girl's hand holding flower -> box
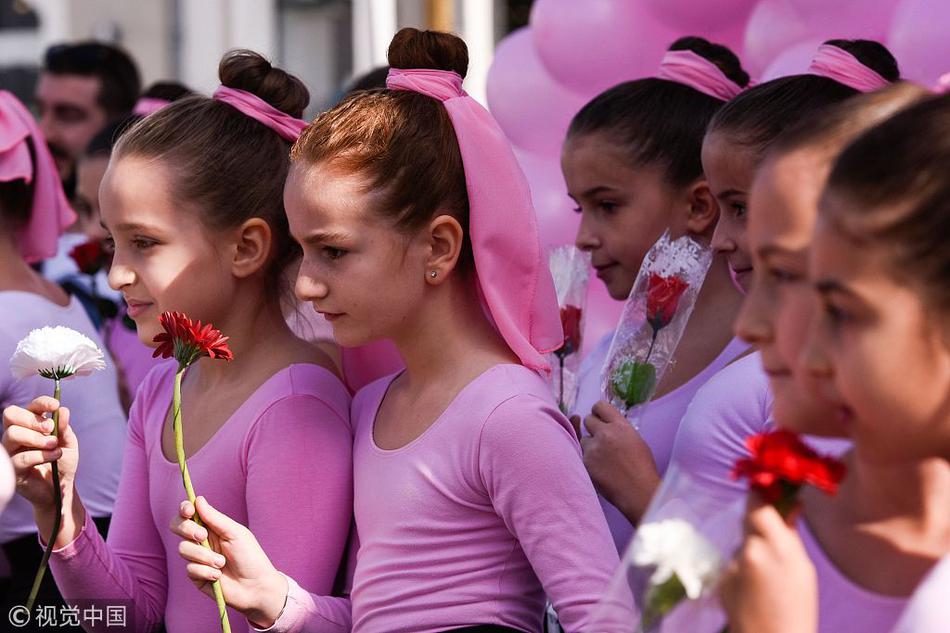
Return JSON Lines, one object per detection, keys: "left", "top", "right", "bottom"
{"left": 170, "top": 496, "right": 289, "bottom": 629}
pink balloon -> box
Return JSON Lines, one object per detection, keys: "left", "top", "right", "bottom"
{"left": 761, "top": 38, "right": 824, "bottom": 81}
{"left": 513, "top": 148, "right": 579, "bottom": 251}
{"left": 888, "top": 0, "right": 950, "bottom": 86}
{"left": 644, "top": 0, "right": 758, "bottom": 33}
{"left": 744, "top": 0, "right": 813, "bottom": 76}
{"left": 530, "top": 0, "right": 679, "bottom": 95}
{"left": 788, "top": 0, "right": 900, "bottom": 39}
{"left": 486, "top": 28, "right": 590, "bottom": 155}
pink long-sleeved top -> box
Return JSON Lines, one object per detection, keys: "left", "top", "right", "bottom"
{"left": 47, "top": 362, "right": 354, "bottom": 633}
{"left": 270, "top": 363, "right": 620, "bottom": 633}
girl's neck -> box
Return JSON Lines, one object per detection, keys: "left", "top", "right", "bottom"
{"left": 393, "top": 272, "right": 517, "bottom": 391}
{"left": 0, "top": 230, "right": 69, "bottom": 304}
{"left": 837, "top": 449, "right": 950, "bottom": 525}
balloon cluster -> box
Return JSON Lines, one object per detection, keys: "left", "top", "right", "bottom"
{"left": 486, "top": 0, "right": 947, "bottom": 353}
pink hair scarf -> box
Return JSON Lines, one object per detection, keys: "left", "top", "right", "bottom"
{"left": 807, "top": 44, "right": 891, "bottom": 93}
{"left": 657, "top": 50, "right": 747, "bottom": 100}
{"left": 212, "top": 86, "right": 307, "bottom": 142}
{"left": 386, "top": 68, "right": 563, "bottom": 372}
{"left": 132, "top": 97, "right": 171, "bottom": 117}
{"left": 0, "top": 91, "right": 76, "bottom": 263}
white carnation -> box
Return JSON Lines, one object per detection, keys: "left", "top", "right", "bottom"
{"left": 631, "top": 518, "right": 723, "bottom": 600}
{"left": 10, "top": 326, "right": 106, "bottom": 380}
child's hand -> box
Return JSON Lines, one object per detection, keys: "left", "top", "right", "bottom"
{"left": 170, "top": 496, "right": 289, "bottom": 629}
{"left": 719, "top": 496, "right": 817, "bottom": 633}
{"left": 2, "top": 397, "right": 80, "bottom": 509}
{"left": 580, "top": 400, "right": 660, "bottom": 525}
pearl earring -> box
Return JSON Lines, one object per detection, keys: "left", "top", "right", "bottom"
{"left": 429, "top": 270, "right": 438, "bottom": 278}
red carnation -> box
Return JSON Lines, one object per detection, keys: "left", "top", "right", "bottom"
{"left": 69, "top": 240, "right": 105, "bottom": 276}
{"left": 153, "top": 311, "right": 233, "bottom": 370}
{"left": 732, "top": 430, "right": 846, "bottom": 515}
{"left": 559, "top": 305, "right": 583, "bottom": 357}
{"left": 646, "top": 273, "right": 689, "bottom": 331}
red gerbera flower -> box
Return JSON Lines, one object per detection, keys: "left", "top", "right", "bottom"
{"left": 732, "top": 430, "right": 847, "bottom": 514}
{"left": 69, "top": 240, "right": 105, "bottom": 276}
{"left": 153, "top": 311, "right": 233, "bottom": 369}
{"left": 646, "top": 273, "right": 689, "bottom": 331}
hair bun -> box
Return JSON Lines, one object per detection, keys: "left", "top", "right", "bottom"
{"left": 822, "top": 39, "right": 900, "bottom": 82}
{"left": 388, "top": 28, "right": 469, "bottom": 79}
{"left": 669, "top": 36, "right": 750, "bottom": 88}
{"left": 218, "top": 50, "right": 310, "bottom": 118}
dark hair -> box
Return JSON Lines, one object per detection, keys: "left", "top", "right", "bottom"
{"left": 566, "top": 36, "right": 748, "bottom": 188}
{"left": 85, "top": 114, "right": 141, "bottom": 158}
{"left": 823, "top": 93, "right": 950, "bottom": 311}
{"left": 769, "top": 82, "right": 928, "bottom": 161}
{"left": 707, "top": 39, "right": 898, "bottom": 159}
{"left": 114, "top": 50, "right": 310, "bottom": 290}
{"left": 292, "top": 28, "right": 473, "bottom": 270}
{"left": 141, "top": 80, "right": 194, "bottom": 102}
{"left": 43, "top": 41, "right": 141, "bottom": 117}
{"left": 343, "top": 66, "right": 391, "bottom": 96}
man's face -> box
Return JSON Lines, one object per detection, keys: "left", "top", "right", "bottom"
{"left": 35, "top": 73, "right": 108, "bottom": 180}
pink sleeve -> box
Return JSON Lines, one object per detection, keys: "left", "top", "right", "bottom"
{"left": 48, "top": 382, "right": 168, "bottom": 631}
{"left": 478, "top": 394, "right": 621, "bottom": 633}
{"left": 242, "top": 394, "right": 353, "bottom": 633}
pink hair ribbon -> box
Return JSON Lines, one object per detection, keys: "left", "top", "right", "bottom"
{"left": 386, "top": 68, "right": 563, "bottom": 372}
{"left": 807, "top": 44, "right": 891, "bottom": 93}
{"left": 132, "top": 97, "right": 172, "bottom": 116}
{"left": 657, "top": 49, "right": 747, "bottom": 100}
{"left": 0, "top": 91, "right": 76, "bottom": 263}
{"left": 212, "top": 86, "right": 307, "bottom": 142}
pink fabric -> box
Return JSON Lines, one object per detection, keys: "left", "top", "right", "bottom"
{"left": 0, "top": 91, "right": 76, "bottom": 263}
{"left": 807, "top": 44, "right": 891, "bottom": 93}
{"left": 106, "top": 308, "right": 161, "bottom": 400}
{"left": 386, "top": 68, "right": 563, "bottom": 372}
{"left": 935, "top": 73, "right": 950, "bottom": 94}
{"left": 270, "top": 364, "right": 621, "bottom": 633}
{"left": 892, "top": 555, "right": 950, "bottom": 633}
{"left": 213, "top": 86, "right": 308, "bottom": 142}
{"left": 133, "top": 97, "right": 171, "bottom": 116}
{"left": 657, "top": 49, "right": 746, "bottom": 100}
{"left": 799, "top": 517, "right": 907, "bottom": 633}
{"left": 573, "top": 332, "right": 749, "bottom": 552}
{"left": 48, "top": 362, "right": 354, "bottom": 633}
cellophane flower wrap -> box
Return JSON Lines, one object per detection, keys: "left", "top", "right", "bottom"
{"left": 9, "top": 327, "right": 105, "bottom": 611}
{"left": 588, "top": 464, "right": 743, "bottom": 633}
{"left": 546, "top": 246, "right": 591, "bottom": 414}
{"left": 601, "top": 232, "right": 713, "bottom": 418}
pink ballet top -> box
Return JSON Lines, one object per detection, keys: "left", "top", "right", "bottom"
{"left": 271, "top": 363, "right": 620, "bottom": 633}
{"left": 573, "top": 332, "right": 749, "bottom": 552}
{"left": 799, "top": 518, "right": 908, "bottom": 633}
{"left": 892, "top": 555, "right": 950, "bottom": 633}
{"left": 106, "top": 308, "right": 161, "bottom": 400}
{"left": 47, "top": 362, "right": 354, "bottom": 633}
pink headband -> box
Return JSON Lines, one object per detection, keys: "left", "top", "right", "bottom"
{"left": 807, "top": 44, "right": 890, "bottom": 93}
{"left": 386, "top": 68, "right": 563, "bottom": 372}
{"left": 132, "top": 97, "right": 171, "bottom": 116}
{"left": 212, "top": 86, "right": 307, "bottom": 142}
{"left": 0, "top": 91, "right": 76, "bottom": 263}
{"left": 657, "top": 50, "right": 746, "bottom": 100}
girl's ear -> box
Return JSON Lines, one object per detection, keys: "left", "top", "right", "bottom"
{"left": 685, "top": 179, "right": 720, "bottom": 237}
{"left": 230, "top": 218, "right": 273, "bottom": 279}
{"left": 424, "top": 213, "right": 464, "bottom": 283}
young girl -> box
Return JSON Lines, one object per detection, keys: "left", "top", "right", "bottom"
{"left": 562, "top": 37, "right": 751, "bottom": 546}
{"left": 0, "top": 90, "right": 127, "bottom": 618}
{"left": 667, "top": 39, "right": 901, "bottom": 513}
{"left": 720, "top": 86, "right": 949, "bottom": 633}
{"left": 2, "top": 52, "right": 353, "bottom": 633}
{"left": 172, "top": 28, "right": 620, "bottom": 633}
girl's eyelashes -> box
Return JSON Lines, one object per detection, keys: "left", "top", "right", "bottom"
{"left": 597, "top": 200, "right": 619, "bottom": 214}
{"left": 322, "top": 245, "right": 348, "bottom": 261}
{"left": 103, "top": 235, "right": 116, "bottom": 254}
{"left": 821, "top": 298, "right": 852, "bottom": 328}
{"left": 767, "top": 266, "right": 803, "bottom": 284}
{"left": 131, "top": 236, "right": 158, "bottom": 251}
{"left": 732, "top": 202, "right": 748, "bottom": 220}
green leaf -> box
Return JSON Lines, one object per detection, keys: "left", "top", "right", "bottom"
{"left": 641, "top": 574, "right": 688, "bottom": 632}
{"left": 611, "top": 360, "right": 657, "bottom": 408}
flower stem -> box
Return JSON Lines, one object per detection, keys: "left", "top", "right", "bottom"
{"left": 173, "top": 368, "right": 231, "bottom": 633}
{"left": 26, "top": 380, "right": 62, "bottom": 612}
{"left": 558, "top": 354, "right": 566, "bottom": 412}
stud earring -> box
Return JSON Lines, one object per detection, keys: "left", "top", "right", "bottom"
{"left": 429, "top": 270, "right": 438, "bottom": 278}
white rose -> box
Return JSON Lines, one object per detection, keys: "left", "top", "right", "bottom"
{"left": 631, "top": 518, "right": 723, "bottom": 600}
{"left": 10, "top": 326, "right": 106, "bottom": 380}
